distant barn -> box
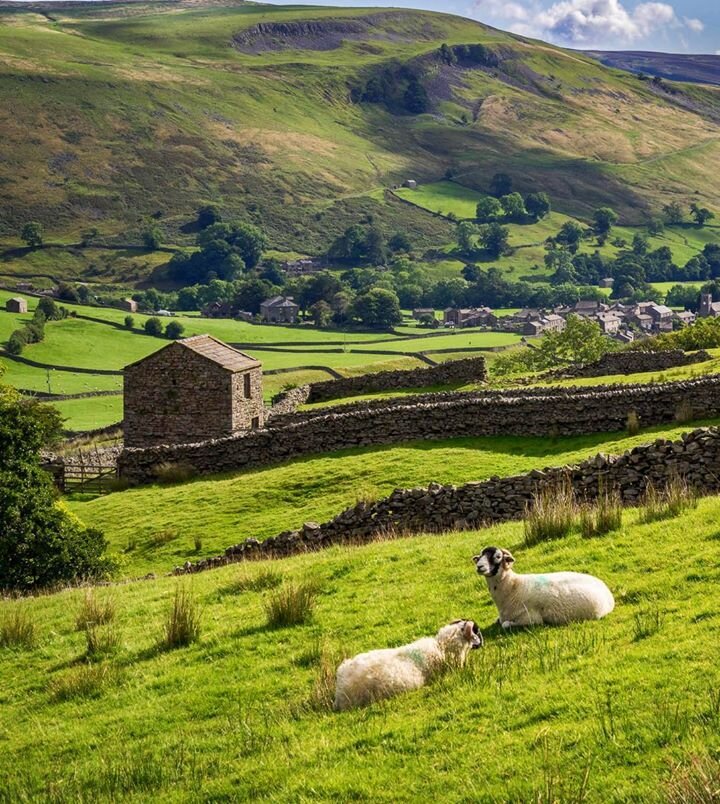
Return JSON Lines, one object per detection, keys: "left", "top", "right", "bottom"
{"left": 124, "top": 335, "right": 264, "bottom": 448}
{"left": 6, "top": 297, "right": 27, "bottom": 314}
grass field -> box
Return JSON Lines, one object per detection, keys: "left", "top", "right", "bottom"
{"left": 72, "top": 417, "right": 720, "bottom": 578}
{"left": 5, "top": 473, "right": 720, "bottom": 799}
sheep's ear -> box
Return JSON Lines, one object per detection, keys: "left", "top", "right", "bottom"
{"left": 463, "top": 621, "right": 474, "bottom": 641}
{"left": 502, "top": 550, "right": 515, "bottom": 565}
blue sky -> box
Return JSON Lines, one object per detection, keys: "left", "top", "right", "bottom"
{"left": 263, "top": 0, "right": 719, "bottom": 52}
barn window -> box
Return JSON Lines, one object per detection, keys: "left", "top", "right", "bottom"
{"left": 244, "top": 373, "right": 252, "bottom": 399}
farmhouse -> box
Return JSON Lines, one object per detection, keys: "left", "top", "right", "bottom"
{"left": 119, "top": 298, "right": 137, "bottom": 313}
{"left": 5, "top": 297, "right": 27, "bottom": 314}
{"left": 260, "top": 295, "right": 300, "bottom": 324}
{"left": 124, "top": 335, "right": 263, "bottom": 448}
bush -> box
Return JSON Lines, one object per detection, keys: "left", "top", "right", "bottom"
{"left": 6, "top": 330, "right": 27, "bottom": 355}
{"left": 123, "top": 315, "right": 134, "bottom": 329}
{"left": 524, "top": 480, "right": 576, "bottom": 546}
{"left": 265, "top": 581, "right": 318, "bottom": 628}
{"left": 144, "top": 317, "right": 163, "bottom": 337}
{"left": 162, "top": 587, "right": 202, "bottom": 649}
{"left": 75, "top": 589, "right": 115, "bottom": 631}
{"left": 165, "top": 321, "right": 185, "bottom": 340}
{"left": 0, "top": 608, "right": 37, "bottom": 649}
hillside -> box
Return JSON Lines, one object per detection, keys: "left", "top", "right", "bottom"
{"left": 587, "top": 50, "right": 720, "bottom": 87}
{"left": 2, "top": 0, "right": 720, "bottom": 255}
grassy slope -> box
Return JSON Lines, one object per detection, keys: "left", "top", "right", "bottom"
{"left": 1, "top": 0, "right": 720, "bottom": 253}
{"left": 3, "top": 494, "right": 720, "bottom": 800}
{"left": 72, "top": 417, "right": 720, "bottom": 577}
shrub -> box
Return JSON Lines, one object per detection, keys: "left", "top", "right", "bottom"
{"left": 75, "top": 589, "right": 115, "bottom": 631}
{"left": 626, "top": 411, "right": 640, "bottom": 436}
{"left": 165, "top": 321, "right": 185, "bottom": 340}
{"left": 85, "top": 624, "right": 121, "bottom": 658}
{"left": 0, "top": 608, "right": 37, "bottom": 649}
{"left": 524, "top": 480, "right": 576, "bottom": 546}
{"left": 162, "top": 587, "right": 202, "bottom": 649}
{"left": 580, "top": 492, "right": 623, "bottom": 538}
{"left": 49, "top": 662, "right": 121, "bottom": 701}
{"left": 639, "top": 476, "right": 698, "bottom": 524}
{"left": 123, "top": 315, "right": 134, "bottom": 329}
{"left": 154, "top": 462, "right": 197, "bottom": 485}
{"left": 265, "top": 581, "right": 318, "bottom": 628}
{"left": 144, "top": 317, "right": 163, "bottom": 337}
{"left": 6, "top": 330, "right": 27, "bottom": 355}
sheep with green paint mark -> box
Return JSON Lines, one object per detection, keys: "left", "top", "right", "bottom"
{"left": 334, "top": 620, "right": 483, "bottom": 711}
{"left": 473, "top": 546, "right": 614, "bottom": 629}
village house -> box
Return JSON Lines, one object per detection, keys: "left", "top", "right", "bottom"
{"left": 599, "top": 278, "right": 614, "bottom": 289}
{"left": 124, "top": 335, "right": 264, "bottom": 448}
{"left": 5, "top": 297, "right": 27, "bottom": 314}
{"left": 118, "top": 298, "right": 138, "bottom": 313}
{"left": 674, "top": 310, "right": 696, "bottom": 327}
{"left": 443, "top": 307, "right": 497, "bottom": 328}
{"left": 595, "top": 312, "right": 622, "bottom": 335}
{"left": 260, "top": 295, "right": 300, "bottom": 324}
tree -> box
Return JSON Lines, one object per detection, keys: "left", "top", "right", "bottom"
{"left": 489, "top": 173, "right": 512, "bottom": 198}
{"left": 665, "top": 284, "right": 701, "bottom": 311}
{"left": 632, "top": 233, "right": 649, "bottom": 256}
{"left": 0, "top": 379, "right": 113, "bottom": 590}
{"left": 197, "top": 204, "right": 221, "bottom": 229}
{"left": 144, "top": 317, "right": 163, "bottom": 337}
{"left": 124, "top": 315, "right": 135, "bottom": 329}
{"left": 310, "top": 300, "right": 332, "bottom": 328}
{"left": 388, "top": 232, "right": 412, "bottom": 253}
{"left": 456, "top": 221, "right": 477, "bottom": 256}
{"left": 351, "top": 288, "right": 402, "bottom": 329}
{"left": 648, "top": 217, "right": 665, "bottom": 236}
{"left": 142, "top": 226, "right": 162, "bottom": 250}
{"left": 165, "top": 321, "right": 185, "bottom": 340}
{"left": 364, "top": 226, "right": 387, "bottom": 265}
{"left": 500, "top": 192, "right": 526, "bottom": 222}
{"left": 663, "top": 202, "right": 684, "bottom": 225}
{"left": 555, "top": 221, "right": 584, "bottom": 253}
{"left": 197, "top": 221, "right": 266, "bottom": 270}
{"left": 7, "top": 330, "right": 27, "bottom": 355}
{"left": 21, "top": 222, "right": 43, "bottom": 248}
{"left": 478, "top": 223, "right": 510, "bottom": 259}
{"left": 592, "top": 207, "right": 618, "bottom": 239}
{"left": 475, "top": 196, "right": 503, "bottom": 223}
{"left": 690, "top": 203, "right": 714, "bottom": 227}
{"left": 404, "top": 79, "right": 429, "bottom": 114}
{"left": 525, "top": 192, "right": 551, "bottom": 220}
{"left": 233, "top": 278, "right": 275, "bottom": 315}
{"left": 36, "top": 297, "right": 61, "bottom": 321}
{"left": 537, "top": 315, "right": 613, "bottom": 367}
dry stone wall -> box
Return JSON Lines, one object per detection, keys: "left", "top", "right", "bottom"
{"left": 551, "top": 349, "right": 712, "bottom": 380}
{"left": 173, "top": 426, "right": 720, "bottom": 574}
{"left": 120, "top": 374, "right": 720, "bottom": 483}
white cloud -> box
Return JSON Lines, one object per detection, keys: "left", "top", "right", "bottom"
{"left": 470, "top": 0, "right": 705, "bottom": 47}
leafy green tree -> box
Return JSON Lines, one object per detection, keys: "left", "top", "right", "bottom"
{"left": 489, "top": 173, "right": 512, "bottom": 198}
{"left": 648, "top": 217, "right": 665, "bottom": 236}
{"left": 663, "top": 202, "right": 684, "bottom": 225}
{"left": 555, "top": 221, "right": 584, "bottom": 253}
{"left": 124, "top": 315, "right": 135, "bottom": 329}
{"left": 525, "top": 192, "right": 551, "bottom": 220}
{"left": 404, "top": 79, "right": 429, "bottom": 114}
{"left": 0, "top": 379, "right": 113, "bottom": 590}
{"left": 690, "top": 203, "right": 714, "bottom": 226}
{"left": 196, "top": 204, "right": 221, "bottom": 229}
{"left": 310, "top": 300, "right": 332, "bottom": 328}
{"left": 665, "top": 284, "right": 701, "bottom": 311}
{"left": 233, "top": 278, "right": 275, "bottom": 315}
{"left": 144, "top": 317, "right": 163, "bottom": 337}
{"left": 478, "top": 222, "right": 510, "bottom": 258}
{"left": 388, "top": 232, "right": 412, "bottom": 253}
{"left": 352, "top": 288, "right": 402, "bottom": 329}
{"left": 593, "top": 207, "right": 618, "bottom": 239}
{"left": 7, "top": 330, "right": 27, "bottom": 355}
{"left": 456, "top": 221, "right": 477, "bottom": 256}
{"left": 476, "top": 196, "right": 503, "bottom": 223}
{"left": 197, "top": 222, "right": 266, "bottom": 269}
{"left": 36, "top": 297, "right": 61, "bottom": 321}
{"left": 500, "top": 193, "right": 527, "bottom": 222}
{"left": 142, "top": 226, "right": 162, "bottom": 250}
{"left": 165, "top": 321, "right": 185, "bottom": 340}
{"left": 21, "top": 222, "right": 43, "bottom": 248}
{"left": 632, "top": 233, "right": 649, "bottom": 255}
{"left": 364, "top": 226, "right": 387, "bottom": 265}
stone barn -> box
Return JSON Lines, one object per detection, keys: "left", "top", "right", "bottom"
{"left": 6, "top": 297, "right": 27, "bottom": 314}
{"left": 124, "top": 335, "right": 264, "bottom": 448}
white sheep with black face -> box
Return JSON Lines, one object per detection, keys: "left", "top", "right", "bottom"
{"left": 334, "top": 620, "right": 483, "bottom": 711}
{"left": 473, "top": 546, "right": 615, "bottom": 629}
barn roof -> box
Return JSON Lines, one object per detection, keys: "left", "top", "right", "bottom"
{"left": 125, "top": 335, "right": 261, "bottom": 373}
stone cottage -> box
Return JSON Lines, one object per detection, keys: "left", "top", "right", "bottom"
{"left": 5, "top": 297, "right": 27, "bottom": 314}
{"left": 124, "top": 335, "right": 264, "bottom": 448}
{"left": 260, "top": 296, "right": 300, "bottom": 324}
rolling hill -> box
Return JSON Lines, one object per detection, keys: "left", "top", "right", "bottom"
{"left": 586, "top": 50, "right": 720, "bottom": 87}
{"left": 1, "top": 0, "right": 720, "bottom": 256}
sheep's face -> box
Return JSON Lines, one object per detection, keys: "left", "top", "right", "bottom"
{"left": 473, "top": 546, "right": 515, "bottom": 578}
{"left": 438, "top": 620, "right": 484, "bottom": 652}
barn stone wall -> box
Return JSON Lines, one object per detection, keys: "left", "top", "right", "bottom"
{"left": 174, "top": 426, "right": 720, "bottom": 574}
{"left": 120, "top": 374, "right": 720, "bottom": 482}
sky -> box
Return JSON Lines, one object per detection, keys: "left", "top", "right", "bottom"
{"left": 262, "top": 0, "right": 719, "bottom": 53}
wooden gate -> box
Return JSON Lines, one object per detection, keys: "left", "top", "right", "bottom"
{"left": 60, "top": 463, "right": 118, "bottom": 496}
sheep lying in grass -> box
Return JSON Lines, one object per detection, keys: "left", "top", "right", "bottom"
{"left": 473, "top": 546, "right": 614, "bottom": 629}
{"left": 334, "top": 620, "right": 483, "bottom": 711}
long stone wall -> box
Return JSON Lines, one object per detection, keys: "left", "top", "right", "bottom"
{"left": 120, "top": 374, "right": 720, "bottom": 483}
{"left": 551, "top": 349, "right": 712, "bottom": 380}
{"left": 173, "top": 426, "right": 720, "bottom": 574}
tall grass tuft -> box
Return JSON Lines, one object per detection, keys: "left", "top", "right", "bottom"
{"left": 265, "top": 581, "right": 318, "bottom": 628}
{"left": 154, "top": 462, "right": 197, "bottom": 485}
{"left": 49, "top": 663, "right": 122, "bottom": 702}
{"left": 162, "top": 587, "right": 202, "bottom": 649}
{"left": 639, "top": 476, "right": 698, "bottom": 524}
{"left": 308, "top": 646, "right": 342, "bottom": 712}
{"left": 580, "top": 492, "right": 623, "bottom": 538}
{"left": 632, "top": 605, "right": 664, "bottom": 641}
{"left": 85, "top": 624, "right": 121, "bottom": 658}
{"left": 666, "top": 754, "right": 720, "bottom": 804}
{"left": 626, "top": 410, "right": 640, "bottom": 436}
{"left": 0, "top": 608, "right": 37, "bottom": 649}
{"left": 75, "top": 589, "right": 115, "bottom": 631}
{"left": 524, "top": 480, "right": 576, "bottom": 547}
{"left": 227, "top": 569, "right": 283, "bottom": 595}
